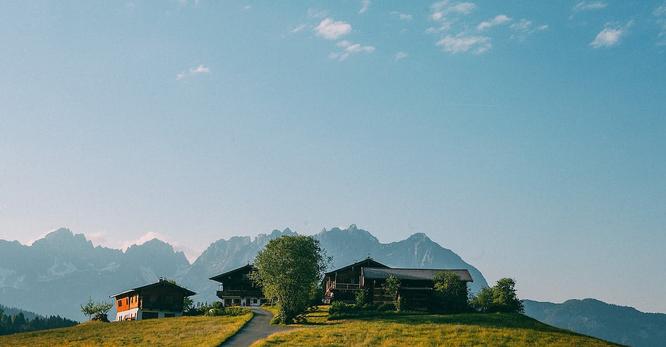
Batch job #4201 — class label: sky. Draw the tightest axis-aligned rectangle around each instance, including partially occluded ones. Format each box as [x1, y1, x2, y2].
[0, 0, 665, 312]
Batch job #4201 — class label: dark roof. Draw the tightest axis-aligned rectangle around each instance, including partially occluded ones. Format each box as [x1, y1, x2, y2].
[209, 264, 255, 283]
[111, 279, 196, 298]
[362, 267, 473, 282]
[325, 257, 389, 275]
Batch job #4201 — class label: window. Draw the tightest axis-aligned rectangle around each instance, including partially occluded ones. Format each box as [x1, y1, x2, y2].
[117, 299, 122, 307]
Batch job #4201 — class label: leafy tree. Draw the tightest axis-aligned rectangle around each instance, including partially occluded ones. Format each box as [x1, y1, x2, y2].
[80, 298, 113, 322]
[251, 235, 329, 324]
[471, 278, 523, 313]
[383, 274, 401, 311]
[492, 278, 523, 313]
[470, 287, 494, 312]
[432, 271, 470, 313]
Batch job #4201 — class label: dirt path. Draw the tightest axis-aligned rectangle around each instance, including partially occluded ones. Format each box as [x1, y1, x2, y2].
[220, 308, 290, 347]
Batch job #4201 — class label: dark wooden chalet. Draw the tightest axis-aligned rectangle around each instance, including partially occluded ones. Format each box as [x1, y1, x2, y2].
[209, 264, 268, 307]
[361, 267, 473, 307]
[323, 258, 473, 308]
[323, 257, 389, 303]
[111, 279, 196, 321]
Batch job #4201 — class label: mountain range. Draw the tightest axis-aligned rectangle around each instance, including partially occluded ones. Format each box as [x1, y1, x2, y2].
[2, 226, 663, 346]
[0, 225, 487, 321]
[523, 299, 666, 347]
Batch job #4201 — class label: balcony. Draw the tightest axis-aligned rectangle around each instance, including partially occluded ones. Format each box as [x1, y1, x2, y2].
[330, 282, 360, 290]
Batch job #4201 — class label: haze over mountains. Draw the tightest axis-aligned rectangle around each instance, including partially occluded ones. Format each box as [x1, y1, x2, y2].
[0, 225, 487, 321]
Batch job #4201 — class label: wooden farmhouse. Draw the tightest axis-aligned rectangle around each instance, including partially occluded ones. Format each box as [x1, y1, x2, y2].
[111, 279, 196, 321]
[209, 264, 268, 307]
[324, 257, 473, 308]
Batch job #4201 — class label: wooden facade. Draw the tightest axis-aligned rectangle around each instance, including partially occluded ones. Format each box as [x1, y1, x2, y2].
[323, 258, 389, 303]
[209, 264, 268, 307]
[111, 279, 196, 321]
[323, 258, 474, 308]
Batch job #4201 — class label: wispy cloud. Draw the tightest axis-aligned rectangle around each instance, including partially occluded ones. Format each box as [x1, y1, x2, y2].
[359, 0, 371, 14]
[573, 1, 607, 13]
[176, 64, 210, 80]
[394, 51, 409, 61]
[437, 34, 490, 54]
[427, 1, 477, 35]
[290, 24, 308, 33]
[590, 21, 632, 48]
[314, 18, 352, 40]
[655, 2, 666, 45]
[430, 1, 476, 20]
[391, 11, 413, 21]
[510, 19, 548, 40]
[307, 8, 328, 19]
[477, 15, 512, 31]
[329, 40, 375, 61]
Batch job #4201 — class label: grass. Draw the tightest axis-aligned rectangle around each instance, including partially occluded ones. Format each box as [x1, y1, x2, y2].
[252, 307, 622, 347]
[0, 313, 253, 347]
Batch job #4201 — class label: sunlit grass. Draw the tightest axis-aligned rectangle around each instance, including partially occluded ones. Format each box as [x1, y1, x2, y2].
[253, 308, 621, 347]
[0, 314, 252, 347]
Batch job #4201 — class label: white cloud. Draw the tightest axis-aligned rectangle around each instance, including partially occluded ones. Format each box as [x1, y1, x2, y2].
[428, 1, 477, 34]
[394, 51, 409, 61]
[307, 8, 328, 19]
[437, 34, 490, 54]
[509, 18, 548, 40]
[573, 1, 607, 13]
[314, 18, 352, 40]
[477, 14, 512, 31]
[359, 0, 370, 14]
[178, 0, 200, 7]
[176, 64, 210, 80]
[590, 22, 631, 48]
[655, 3, 666, 45]
[329, 40, 375, 61]
[290, 24, 308, 33]
[391, 11, 413, 21]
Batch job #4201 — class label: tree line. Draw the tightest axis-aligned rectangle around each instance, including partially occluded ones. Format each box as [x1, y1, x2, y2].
[0, 308, 77, 336]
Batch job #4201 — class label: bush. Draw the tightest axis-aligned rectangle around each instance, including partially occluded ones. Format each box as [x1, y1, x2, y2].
[328, 301, 358, 315]
[355, 290, 368, 307]
[376, 303, 396, 312]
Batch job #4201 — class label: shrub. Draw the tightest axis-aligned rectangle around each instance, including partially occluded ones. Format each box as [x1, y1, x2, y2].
[376, 303, 396, 312]
[355, 290, 368, 307]
[329, 301, 363, 315]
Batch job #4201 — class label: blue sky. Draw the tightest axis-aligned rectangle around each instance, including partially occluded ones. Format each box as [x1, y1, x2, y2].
[1, 0, 665, 312]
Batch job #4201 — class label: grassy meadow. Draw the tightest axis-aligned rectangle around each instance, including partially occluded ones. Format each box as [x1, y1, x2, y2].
[0, 313, 252, 347]
[252, 307, 621, 347]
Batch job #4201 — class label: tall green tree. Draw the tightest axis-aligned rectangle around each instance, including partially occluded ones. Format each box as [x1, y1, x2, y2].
[492, 278, 523, 313]
[471, 278, 523, 313]
[251, 235, 329, 324]
[433, 271, 470, 312]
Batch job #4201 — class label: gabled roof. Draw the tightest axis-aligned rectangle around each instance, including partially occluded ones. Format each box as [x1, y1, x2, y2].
[209, 264, 255, 283]
[325, 257, 389, 275]
[362, 267, 473, 282]
[111, 279, 196, 298]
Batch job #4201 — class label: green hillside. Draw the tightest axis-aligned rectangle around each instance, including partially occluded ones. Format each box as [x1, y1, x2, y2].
[0, 314, 251, 347]
[253, 308, 622, 347]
